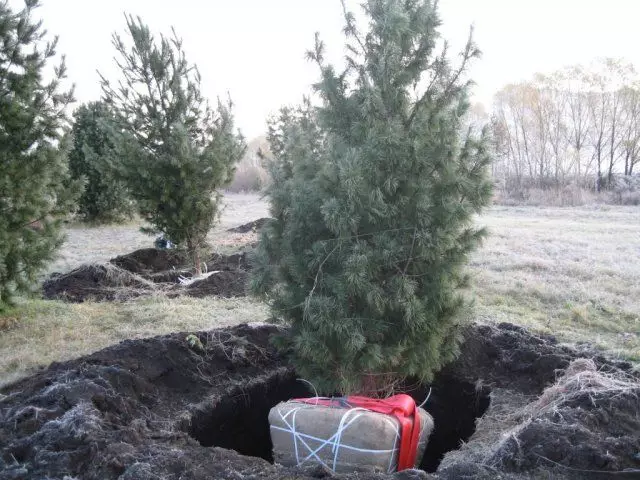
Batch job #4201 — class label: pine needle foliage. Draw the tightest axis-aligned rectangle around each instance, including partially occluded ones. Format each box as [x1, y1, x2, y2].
[68, 101, 132, 223]
[100, 16, 246, 273]
[0, 0, 80, 310]
[251, 0, 493, 395]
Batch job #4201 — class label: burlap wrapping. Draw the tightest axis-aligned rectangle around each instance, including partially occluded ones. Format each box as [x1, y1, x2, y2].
[269, 400, 434, 474]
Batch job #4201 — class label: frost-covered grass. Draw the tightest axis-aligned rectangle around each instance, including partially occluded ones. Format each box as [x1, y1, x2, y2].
[472, 205, 640, 362]
[1, 197, 638, 386]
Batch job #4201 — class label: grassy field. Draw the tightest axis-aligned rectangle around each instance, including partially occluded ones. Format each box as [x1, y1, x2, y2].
[1, 194, 638, 386]
[471, 205, 640, 362]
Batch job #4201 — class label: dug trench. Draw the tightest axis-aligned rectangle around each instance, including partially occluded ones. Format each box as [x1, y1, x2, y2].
[1, 322, 638, 479]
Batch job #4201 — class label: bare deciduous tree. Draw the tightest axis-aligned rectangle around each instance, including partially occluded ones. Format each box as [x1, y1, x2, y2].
[491, 58, 639, 196]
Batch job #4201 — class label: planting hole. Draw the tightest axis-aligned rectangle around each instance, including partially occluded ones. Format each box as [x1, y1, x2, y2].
[188, 369, 491, 472]
[409, 373, 491, 472]
[188, 370, 310, 461]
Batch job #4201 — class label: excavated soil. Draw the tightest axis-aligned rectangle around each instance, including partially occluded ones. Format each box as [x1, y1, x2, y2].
[42, 265, 152, 302]
[110, 248, 188, 274]
[42, 249, 251, 302]
[186, 270, 248, 297]
[227, 218, 270, 233]
[1, 322, 638, 480]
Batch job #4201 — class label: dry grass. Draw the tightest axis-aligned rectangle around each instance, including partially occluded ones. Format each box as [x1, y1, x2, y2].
[2, 195, 639, 386]
[471, 205, 640, 362]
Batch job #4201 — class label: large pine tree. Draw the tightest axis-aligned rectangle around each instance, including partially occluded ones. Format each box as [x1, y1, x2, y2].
[251, 0, 493, 395]
[101, 16, 246, 273]
[0, 0, 80, 310]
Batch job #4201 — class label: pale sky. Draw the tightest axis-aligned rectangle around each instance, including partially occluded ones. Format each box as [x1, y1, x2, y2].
[22, 0, 640, 138]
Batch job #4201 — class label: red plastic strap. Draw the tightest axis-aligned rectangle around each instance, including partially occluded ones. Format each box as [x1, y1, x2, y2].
[295, 394, 421, 471]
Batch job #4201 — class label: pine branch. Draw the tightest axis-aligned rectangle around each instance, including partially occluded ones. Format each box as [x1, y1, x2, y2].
[402, 227, 417, 274]
[340, 0, 366, 56]
[406, 28, 477, 130]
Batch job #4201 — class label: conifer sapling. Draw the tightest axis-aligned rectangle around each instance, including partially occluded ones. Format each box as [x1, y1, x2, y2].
[251, 0, 493, 395]
[101, 16, 246, 274]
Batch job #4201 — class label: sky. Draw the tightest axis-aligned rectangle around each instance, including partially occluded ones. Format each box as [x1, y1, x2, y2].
[19, 0, 640, 138]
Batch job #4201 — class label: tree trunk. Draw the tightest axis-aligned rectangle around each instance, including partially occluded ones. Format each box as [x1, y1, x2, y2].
[609, 119, 616, 186]
[608, 165, 613, 186]
[608, 150, 615, 186]
[193, 248, 202, 276]
[539, 159, 544, 186]
[596, 143, 602, 192]
[187, 239, 202, 276]
[625, 152, 630, 176]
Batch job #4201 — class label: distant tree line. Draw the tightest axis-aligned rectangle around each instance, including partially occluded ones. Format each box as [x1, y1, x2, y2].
[491, 59, 640, 195]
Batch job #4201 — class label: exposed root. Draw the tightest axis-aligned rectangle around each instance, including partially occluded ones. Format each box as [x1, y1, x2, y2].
[527, 358, 639, 416]
[101, 263, 156, 288]
[178, 271, 220, 286]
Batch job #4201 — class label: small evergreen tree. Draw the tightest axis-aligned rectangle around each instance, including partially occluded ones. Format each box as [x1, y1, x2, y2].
[101, 16, 246, 273]
[68, 101, 132, 223]
[0, 0, 80, 310]
[251, 0, 493, 395]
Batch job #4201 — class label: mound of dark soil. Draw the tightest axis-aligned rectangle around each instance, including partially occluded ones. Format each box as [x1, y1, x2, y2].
[206, 251, 250, 272]
[227, 218, 270, 233]
[42, 265, 151, 302]
[43, 249, 254, 302]
[1, 323, 638, 480]
[115, 248, 251, 276]
[110, 248, 187, 274]
[186, 270, 248, 298]
[486, 383, 640, 474]
[434, 325, 639, 479]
